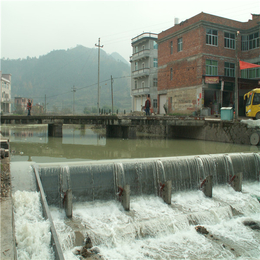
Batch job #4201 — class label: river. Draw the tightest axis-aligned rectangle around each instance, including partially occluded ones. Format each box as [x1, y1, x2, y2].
[1, 124, 257, 162]
[2, 124, 260, 260]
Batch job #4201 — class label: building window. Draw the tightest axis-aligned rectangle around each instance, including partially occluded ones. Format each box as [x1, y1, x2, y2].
[170, 68, 173, 80]
[177, 38, 183, 52]
[134, 80, 137, 89]
[142, 62, 145, 69]
[241, 63, 260, 79]
[135, 62, 138, 71]
[206, 29, 218, 46]
[141, 81, 145, 88]
[135, 46, 138, 53]
[170, 41, 173, 54]
[153, 58, 158, 67]
[153, 78, 157, 87]
[142, 45, 145, 50]
[242, 33, 260, 51]
[224, 32, 235, 49]
[153, 41, 158, 49]
[153, 99, 157, 108]
[206, 60, 218, 75]
[224, 62, 235, 77]
[249, 32, 260, 50]
[241, 35, 249, 51]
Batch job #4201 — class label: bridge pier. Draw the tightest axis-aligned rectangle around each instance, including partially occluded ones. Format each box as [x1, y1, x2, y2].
[48, 123, 63, 137]
[106, 125, 137, 139]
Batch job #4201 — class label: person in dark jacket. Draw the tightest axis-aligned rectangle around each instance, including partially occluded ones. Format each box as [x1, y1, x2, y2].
[27, 99, 32, 116]
[145, 94, 151, 116]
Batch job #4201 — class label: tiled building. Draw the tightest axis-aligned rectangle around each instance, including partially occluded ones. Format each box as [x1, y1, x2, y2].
[0, 71, 12, 114]
[130, 33, 158, 113]
[14, 97, 31, 113]
[157, 12, 260, 116]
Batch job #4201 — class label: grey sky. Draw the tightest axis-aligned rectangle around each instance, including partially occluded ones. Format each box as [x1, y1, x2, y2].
[1, 0, 259, 62]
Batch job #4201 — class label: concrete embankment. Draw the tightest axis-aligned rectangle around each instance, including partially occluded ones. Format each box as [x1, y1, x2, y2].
[137, 118, 259, 145]
[1, 157, 17, 260]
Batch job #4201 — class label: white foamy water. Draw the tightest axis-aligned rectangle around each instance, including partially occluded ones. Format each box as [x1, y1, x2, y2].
[13, 190, 54, 260]
[50, 182, 260, 260]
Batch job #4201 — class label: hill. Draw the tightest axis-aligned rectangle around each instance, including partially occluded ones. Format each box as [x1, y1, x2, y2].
[1, 45, 132, 114]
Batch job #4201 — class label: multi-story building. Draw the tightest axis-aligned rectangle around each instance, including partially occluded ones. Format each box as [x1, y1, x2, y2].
[14, 97, 31, 114]
[0, 71, 12, 114]
[130, 33, 158, 113]
[157, 12, 260, 116]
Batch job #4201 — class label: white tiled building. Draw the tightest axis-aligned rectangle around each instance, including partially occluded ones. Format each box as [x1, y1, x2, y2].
[130, 33, 158, 113]
[0, 71, 12, 114]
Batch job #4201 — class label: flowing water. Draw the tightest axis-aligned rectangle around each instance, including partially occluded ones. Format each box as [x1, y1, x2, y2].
[49, 183, 260, 260]
[2, 125, 260, 259]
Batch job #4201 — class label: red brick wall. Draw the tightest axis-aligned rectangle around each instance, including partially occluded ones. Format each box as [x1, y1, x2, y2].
[158, 12, 260, 92]
[159, 12, 260, 41]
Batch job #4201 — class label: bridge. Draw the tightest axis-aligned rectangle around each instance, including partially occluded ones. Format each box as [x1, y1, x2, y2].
[1, 115, 205, 138]
[1, 115, 255, 145]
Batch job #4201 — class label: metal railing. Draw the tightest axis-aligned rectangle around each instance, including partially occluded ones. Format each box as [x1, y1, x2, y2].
[131, 32, 158, 44]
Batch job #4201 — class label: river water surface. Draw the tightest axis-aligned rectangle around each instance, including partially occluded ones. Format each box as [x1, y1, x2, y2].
[1, 124, 258, 162]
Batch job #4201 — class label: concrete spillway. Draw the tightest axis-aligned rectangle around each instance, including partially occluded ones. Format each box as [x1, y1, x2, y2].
[36, 152, 260, 207]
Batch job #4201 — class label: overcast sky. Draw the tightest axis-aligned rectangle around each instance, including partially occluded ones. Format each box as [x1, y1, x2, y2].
[1, 0, 260, 62]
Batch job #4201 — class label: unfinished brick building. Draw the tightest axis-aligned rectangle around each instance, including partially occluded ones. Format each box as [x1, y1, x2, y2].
[157, 12, 260, 116]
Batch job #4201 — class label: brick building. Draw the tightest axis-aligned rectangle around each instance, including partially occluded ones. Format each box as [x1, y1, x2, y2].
[157, 12, 260, 116]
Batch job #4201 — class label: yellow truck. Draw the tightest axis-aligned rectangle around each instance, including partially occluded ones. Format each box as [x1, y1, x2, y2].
[244, 88, 260, 119]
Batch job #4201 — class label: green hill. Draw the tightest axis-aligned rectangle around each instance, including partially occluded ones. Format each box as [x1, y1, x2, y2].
[1, 45, 132, 114]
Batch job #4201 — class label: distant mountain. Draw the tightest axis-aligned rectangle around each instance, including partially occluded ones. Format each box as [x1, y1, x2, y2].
[110, 52, 130, 65]
[1, 45, 131, 114]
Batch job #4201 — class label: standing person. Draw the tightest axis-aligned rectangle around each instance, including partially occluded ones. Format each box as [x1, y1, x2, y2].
[145, 94, 151, 116]
[27, 99, 32, 116]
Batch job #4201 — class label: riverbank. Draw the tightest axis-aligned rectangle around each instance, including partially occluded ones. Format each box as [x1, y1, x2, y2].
[1, 157, 17, 259]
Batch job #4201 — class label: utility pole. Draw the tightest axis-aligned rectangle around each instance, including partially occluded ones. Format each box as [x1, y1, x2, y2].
[235, 31, 240, 120]
[72, 85, 76, 115]
[95, 38, 104, 114]
[111, 75, 114, 114]
[45, 94, 46, 114]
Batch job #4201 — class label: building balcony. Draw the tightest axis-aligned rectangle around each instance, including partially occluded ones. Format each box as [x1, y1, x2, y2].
[131, 32, 158, 44]
[132, 68, 150, 79]
[131, 87, 150, 96]
[1, 98, 11, 103]
[130, 49, 150, 62]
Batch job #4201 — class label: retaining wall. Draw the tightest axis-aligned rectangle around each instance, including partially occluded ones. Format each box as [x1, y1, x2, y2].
[138, 121, 258, 145]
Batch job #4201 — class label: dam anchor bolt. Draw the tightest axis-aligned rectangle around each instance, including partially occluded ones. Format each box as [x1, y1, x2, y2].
[159, 181, 172, 205]
[117, 185, 130, 211]
[200, 175, 213, 198]
[229, 172, 242, 192]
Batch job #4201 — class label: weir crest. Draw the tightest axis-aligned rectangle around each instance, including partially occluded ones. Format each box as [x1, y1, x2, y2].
[36, 152, 260, 207]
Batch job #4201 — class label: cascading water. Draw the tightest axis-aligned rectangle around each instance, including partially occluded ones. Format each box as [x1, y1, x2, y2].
[49, 182, 260, 260]
[13, 190, 54, 260]
[38, 153, 260, 205]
